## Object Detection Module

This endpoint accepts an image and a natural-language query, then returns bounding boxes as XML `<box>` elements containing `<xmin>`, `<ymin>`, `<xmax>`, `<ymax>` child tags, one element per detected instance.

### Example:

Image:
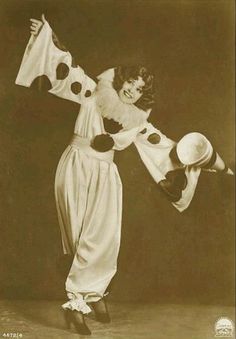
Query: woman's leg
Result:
<box><xmin>55</xmin><ymin>147</ymin><xmax>90</xmax><ymax>255</ymax></box>
<box><xmin>55</xmin><ymin>150</ymin><xmax>122</xmax><ymax>313</ymax></box>
<box><xmin>64</xmin><ymin>160</ymin><xmax>122</xmax><ymax>313</ymax></box>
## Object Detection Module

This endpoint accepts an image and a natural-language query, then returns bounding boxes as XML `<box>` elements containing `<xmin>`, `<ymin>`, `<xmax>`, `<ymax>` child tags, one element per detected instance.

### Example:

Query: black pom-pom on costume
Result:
<box><xmin>91</xmin><ymin>134</ymin><xmax>114</xmax><ymax>152</ymax></box>
<box><xmin>103</xmin><ymin>118</ymin><xmax>123</xmax><ymax>134</ymax></box>
<box><xmin>158</xmin><ymin>168</ymin><xmax>187</xmax><ymax>202</ymax></box>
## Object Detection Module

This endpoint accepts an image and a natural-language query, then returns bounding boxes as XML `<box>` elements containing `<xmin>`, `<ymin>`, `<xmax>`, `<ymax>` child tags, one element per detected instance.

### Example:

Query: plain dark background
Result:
<box><xmin>0</xmin><ymin>0</ymin><xmax>234</xmax><ymax>305</ymax></box>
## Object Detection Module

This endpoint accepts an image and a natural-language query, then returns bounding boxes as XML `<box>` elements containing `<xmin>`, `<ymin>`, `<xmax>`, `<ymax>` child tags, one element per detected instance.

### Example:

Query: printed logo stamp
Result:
<box><xmin>215</xmin><ymin>317</ymin><xmax>234</xmax><ymax>337</ymax></box>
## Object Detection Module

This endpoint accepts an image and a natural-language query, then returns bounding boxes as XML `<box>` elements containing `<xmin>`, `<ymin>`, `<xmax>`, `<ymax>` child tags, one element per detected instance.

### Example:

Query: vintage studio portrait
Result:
<box><xmin>0</xmin><ymin>0</ymin><xmax>235</xmax><ymax>338</ymax></box>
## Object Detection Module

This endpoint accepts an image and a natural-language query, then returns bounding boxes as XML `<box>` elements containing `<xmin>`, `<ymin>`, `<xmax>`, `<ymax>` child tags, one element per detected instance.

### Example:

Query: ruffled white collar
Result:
<box><xmin>95</xmin><ymin>77</ymin><xmax>149</xmax><ymax>130</ymax></box>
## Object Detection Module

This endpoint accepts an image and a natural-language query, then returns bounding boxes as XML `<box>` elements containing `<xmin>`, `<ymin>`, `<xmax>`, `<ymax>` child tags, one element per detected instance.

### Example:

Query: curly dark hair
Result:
<box><xmin>112</xmin><ymin>65</ymin><xmax>155</xmax><ymax>111</ymax></box>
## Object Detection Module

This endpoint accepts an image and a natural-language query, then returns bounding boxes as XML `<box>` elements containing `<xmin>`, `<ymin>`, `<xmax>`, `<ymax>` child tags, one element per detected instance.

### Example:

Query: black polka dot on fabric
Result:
<box><xmin>71</xmin><ymin>82</ymin><xmax>82</xmax><ymax>95</ymax></box>
<box><xmin>30</xmin><ymin>75</ymin><xmax>52</xmax><ymax>91</ymax></box>
<box><xmin>85</xmin><ymin>90</ymin><xmax>92</xmax><ymax>97</ymax></box>
<box><xmin>56</xmin><ymin>63</ymin><xmax>69</xmax><ymax>80</ymax></box>
<box><xmin>147</xmin><ymin>133</ymin><xmax>161</xmax><ymax>144</ymax></box>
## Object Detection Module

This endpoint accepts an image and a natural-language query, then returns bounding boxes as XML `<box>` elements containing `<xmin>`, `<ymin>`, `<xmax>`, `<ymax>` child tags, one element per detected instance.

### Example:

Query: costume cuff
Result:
<box><xmin>62</xmin><ymin>294</ymin><xmax>91</xmax><ymax>314</ymax></box>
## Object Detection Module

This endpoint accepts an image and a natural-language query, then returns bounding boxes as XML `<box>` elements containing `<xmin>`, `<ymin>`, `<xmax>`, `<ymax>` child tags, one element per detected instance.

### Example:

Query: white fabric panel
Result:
<box><xmin>172</xmin><ymin>166</ymin><xmax>201</xmax><ymax>212</ymax></box>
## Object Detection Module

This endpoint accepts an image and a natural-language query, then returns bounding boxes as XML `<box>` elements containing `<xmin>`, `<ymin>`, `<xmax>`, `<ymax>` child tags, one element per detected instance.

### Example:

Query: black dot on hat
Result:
<box><xmin>30</xmin><ymin>75</ymin><xmax>52</xmax><ymax>91</ymax></box>
<box><xmin>56</xmin><ymin>63</ymin><xmax>69</xmax><ymax>80</ymax></box>
<box><xmin>147</xmin><ymin>133</ymin><xmax>161</xmax><ymax>144</ymax></box>
<box><xmin>71</xmin><ymin>82</ymin><xmax>82</xmax><ymax>95</ymax></box>
<box><xmin>140</xmin><ymin>128</ymin><xmax>147</xmax><ymax>134</ymax></box>
<box><xmin>85</xmin><ymin>90</ymin><xmax>92</xmax><ymax>97</ymax></box>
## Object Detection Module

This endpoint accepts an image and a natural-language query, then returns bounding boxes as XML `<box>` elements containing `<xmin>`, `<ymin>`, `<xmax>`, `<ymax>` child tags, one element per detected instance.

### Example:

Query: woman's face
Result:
<box><xmin>118</xmin><ymin>76</ymin><xmax>145</xmax><ymax>104</ymax></box>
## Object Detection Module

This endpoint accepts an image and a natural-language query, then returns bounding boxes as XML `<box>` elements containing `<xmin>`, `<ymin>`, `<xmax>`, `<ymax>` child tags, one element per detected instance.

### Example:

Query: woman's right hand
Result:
<box><xmin>30</xmin><ymin>14</ymin><xmax>46</xmax><ymax>36</ymax></box>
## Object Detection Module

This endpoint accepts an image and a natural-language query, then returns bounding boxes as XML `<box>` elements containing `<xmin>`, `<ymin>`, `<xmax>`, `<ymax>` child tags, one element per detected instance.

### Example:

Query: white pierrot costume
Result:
<box><xmin>15</xmin><ymin>20</ymin><xmax>212</xmax><ymax>313</ymax></box>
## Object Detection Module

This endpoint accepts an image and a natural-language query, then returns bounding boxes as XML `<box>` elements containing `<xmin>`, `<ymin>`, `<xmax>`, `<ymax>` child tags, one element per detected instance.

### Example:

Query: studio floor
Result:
<box><xmin>0</xmin><ymin>300</ymin><xmax>234</xmax><ymax>339</ymax></box>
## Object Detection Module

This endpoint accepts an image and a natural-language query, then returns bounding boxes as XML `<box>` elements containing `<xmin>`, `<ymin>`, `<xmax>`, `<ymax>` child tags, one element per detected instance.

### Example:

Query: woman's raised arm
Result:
<box><xmin>15</xmin><ymin>15</ymin><xmax>96</xmax><ymax>104</ymax></box>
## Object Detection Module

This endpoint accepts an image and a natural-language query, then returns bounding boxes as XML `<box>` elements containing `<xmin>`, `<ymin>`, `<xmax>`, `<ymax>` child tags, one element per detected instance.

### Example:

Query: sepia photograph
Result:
<box><xmin>0</xmin><ymin>0</ymin><xmax>235</xmax><ymax>338</ymax></box>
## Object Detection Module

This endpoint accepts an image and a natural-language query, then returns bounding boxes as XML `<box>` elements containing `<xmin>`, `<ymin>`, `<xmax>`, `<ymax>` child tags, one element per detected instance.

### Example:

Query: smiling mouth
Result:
<box><xmin>123</xmin><ymin>90</ymin><xmax>133</xmax><ymax>99</ymax></box>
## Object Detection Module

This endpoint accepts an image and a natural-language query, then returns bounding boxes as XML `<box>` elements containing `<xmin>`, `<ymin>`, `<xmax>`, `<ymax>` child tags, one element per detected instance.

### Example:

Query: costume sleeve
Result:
<box><xmin>15</xmin><ymin>20</ymin><xmax>96</xmax><ymax>104</ymax></box>
<box><xmin>111</xmin><ymin>127</ymin><xmax>142</xmax><ymax>151</ymax></box>
<box><xmin>134</xmin><ymin>122</ymin><xmax>201</xmax><ymax>212</ymax></box>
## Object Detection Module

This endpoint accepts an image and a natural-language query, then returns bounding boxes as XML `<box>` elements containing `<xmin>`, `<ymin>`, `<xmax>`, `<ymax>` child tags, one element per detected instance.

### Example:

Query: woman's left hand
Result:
<box><xmin>30</xmin><ymin>14</ymin><xmax>46</xmax><ymax>36</ymax></box>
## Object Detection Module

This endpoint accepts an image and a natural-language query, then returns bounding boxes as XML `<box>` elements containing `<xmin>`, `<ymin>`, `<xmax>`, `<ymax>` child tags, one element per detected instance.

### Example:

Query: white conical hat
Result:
<box><xmin>211</xmin><ymin>153</ymin><xmax>234</xmax><ymax>175</ymax></box>
<box><xmin>176</xmin><ymin>132</ymin><xmax>213</xmax><ymax>166</ymax></box>
<box><xmin>176</xmin><ymin>132</ymin><xmax>234</xmax><ymax>175</ymax></box>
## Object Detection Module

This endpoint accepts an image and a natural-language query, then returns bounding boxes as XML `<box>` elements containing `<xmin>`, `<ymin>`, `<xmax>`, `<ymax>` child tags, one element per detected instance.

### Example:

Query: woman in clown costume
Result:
<box><xmin>15</xmin><ymin>15</ymin><xmax>232</xmax><ymax>335</ymax></box>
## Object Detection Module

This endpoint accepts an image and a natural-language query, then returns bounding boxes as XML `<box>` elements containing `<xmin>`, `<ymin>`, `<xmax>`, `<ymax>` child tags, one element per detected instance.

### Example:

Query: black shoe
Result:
<box><xmin>90</xmin><ymin>298</ymin><xmax>111</xmax><ymax>323</ymax></box>
<box><xmin>63</xmin><ymin>309</ymin><xmax>91</xmax><ymax>335</ymax></box>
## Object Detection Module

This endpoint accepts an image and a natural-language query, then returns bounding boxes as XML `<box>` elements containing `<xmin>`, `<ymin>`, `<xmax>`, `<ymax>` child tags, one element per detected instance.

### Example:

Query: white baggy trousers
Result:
<box><xmin>55</xmin><ymin>135</ymin><xmax>122</xmax><ymax>313</ymax></box>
